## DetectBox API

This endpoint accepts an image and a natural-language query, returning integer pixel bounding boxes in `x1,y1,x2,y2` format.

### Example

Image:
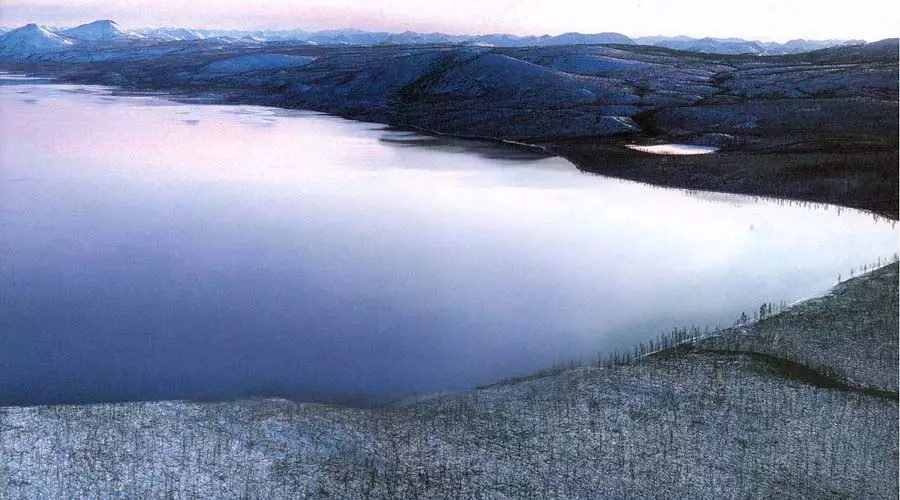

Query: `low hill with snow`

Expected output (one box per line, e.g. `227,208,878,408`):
61,20,141,41
0,24,74,56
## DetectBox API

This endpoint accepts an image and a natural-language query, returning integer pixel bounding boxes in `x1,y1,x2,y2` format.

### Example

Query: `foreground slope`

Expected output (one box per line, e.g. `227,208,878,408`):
2,264,896,499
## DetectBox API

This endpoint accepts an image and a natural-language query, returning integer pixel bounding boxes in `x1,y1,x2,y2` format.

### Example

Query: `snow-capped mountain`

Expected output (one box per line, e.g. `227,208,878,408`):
128,25,636,47
0,23,74,55
61,20,141,41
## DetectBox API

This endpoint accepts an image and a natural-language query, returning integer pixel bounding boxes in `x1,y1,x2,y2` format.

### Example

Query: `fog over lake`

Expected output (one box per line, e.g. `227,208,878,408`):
1,80,896,405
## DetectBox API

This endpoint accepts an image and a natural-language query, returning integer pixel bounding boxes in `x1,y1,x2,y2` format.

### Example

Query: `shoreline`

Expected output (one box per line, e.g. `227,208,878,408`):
2,263,895,498
2,38,896,219
2,261,895,411
545,136,899,220
5,70,896,220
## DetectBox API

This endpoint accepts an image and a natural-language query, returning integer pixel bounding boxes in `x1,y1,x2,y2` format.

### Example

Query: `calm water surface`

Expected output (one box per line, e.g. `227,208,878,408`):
1,81,897,405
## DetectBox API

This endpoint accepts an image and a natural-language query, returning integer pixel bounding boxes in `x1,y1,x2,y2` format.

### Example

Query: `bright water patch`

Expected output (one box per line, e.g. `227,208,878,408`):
626,144,719,155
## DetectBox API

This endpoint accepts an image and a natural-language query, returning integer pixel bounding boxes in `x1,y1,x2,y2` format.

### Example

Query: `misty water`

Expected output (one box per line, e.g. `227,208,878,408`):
1,79,897,406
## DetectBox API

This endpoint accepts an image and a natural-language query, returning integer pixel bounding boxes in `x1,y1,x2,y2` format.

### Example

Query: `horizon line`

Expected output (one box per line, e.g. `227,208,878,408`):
0,20,879,45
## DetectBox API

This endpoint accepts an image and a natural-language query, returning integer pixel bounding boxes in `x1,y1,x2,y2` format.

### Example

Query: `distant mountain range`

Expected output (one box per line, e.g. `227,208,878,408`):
633,36,866,55
0,19,869,57
134,26,637,48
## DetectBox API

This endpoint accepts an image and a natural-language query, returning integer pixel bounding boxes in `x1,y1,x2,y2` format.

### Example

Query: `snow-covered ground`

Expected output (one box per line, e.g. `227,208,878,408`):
1,353,894,499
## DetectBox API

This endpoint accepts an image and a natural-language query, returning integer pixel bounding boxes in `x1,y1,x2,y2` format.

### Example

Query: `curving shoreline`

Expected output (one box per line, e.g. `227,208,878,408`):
3,38,897,218
1,264,895,498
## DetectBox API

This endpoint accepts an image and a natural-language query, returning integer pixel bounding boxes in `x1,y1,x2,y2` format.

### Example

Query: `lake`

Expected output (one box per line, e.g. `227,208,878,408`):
1,79,897,406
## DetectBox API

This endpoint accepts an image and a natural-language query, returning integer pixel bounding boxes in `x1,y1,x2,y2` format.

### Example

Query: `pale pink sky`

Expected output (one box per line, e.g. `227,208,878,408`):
1,0,896,42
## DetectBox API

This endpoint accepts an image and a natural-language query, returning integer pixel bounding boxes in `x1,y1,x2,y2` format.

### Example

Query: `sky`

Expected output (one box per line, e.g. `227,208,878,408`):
1,0,897,42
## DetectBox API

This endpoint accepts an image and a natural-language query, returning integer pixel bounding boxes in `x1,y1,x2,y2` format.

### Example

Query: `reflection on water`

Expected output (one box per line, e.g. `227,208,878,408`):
626,144,719,155
379,128,555,162
1,81,897,406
